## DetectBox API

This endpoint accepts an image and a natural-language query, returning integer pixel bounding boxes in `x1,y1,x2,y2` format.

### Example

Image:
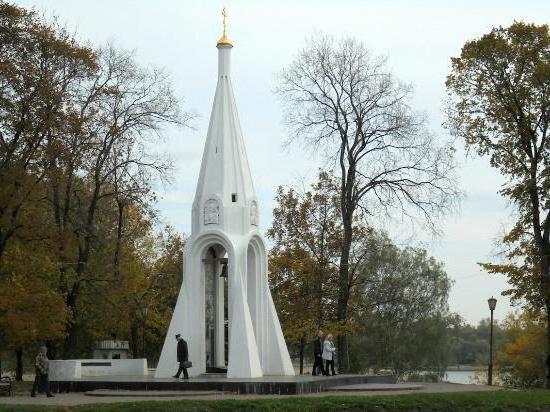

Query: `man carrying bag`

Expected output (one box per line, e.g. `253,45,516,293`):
173,334,191,379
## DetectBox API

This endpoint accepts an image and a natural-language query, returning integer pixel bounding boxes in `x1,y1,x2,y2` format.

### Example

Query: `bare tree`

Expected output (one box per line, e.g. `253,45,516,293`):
276,33,459,371
48,45,191,356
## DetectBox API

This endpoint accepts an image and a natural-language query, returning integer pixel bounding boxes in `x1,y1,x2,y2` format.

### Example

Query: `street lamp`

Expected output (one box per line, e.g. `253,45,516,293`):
140,303,149,360
487,296,497,386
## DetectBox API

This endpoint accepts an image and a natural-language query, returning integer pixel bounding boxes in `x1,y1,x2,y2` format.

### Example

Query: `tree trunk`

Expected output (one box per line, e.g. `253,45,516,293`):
130,320,139,358
299,337,305,375
337,216,353,373
62,288,81,358
546,300,550,389
61,182,99,356
113,197,124,277
0,229,15,272
15,348,23,381
538,235,550,388
543,247,550,389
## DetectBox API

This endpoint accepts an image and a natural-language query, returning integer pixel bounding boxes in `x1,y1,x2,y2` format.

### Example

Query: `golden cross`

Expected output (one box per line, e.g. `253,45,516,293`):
222,7,228,37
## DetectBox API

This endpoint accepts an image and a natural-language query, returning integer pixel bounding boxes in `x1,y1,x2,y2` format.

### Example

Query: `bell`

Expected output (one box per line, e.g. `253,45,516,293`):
219,259,228,278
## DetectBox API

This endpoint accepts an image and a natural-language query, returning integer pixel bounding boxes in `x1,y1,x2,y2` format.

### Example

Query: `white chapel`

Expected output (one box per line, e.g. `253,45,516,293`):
155,12,295,379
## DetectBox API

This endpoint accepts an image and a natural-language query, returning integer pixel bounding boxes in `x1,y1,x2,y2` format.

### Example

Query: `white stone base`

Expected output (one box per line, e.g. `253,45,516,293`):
49,359,147,380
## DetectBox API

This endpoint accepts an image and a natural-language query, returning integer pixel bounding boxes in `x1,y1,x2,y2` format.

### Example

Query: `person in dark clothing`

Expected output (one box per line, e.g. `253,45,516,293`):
31,346,54,397
173,334,189,379
312,330,326,376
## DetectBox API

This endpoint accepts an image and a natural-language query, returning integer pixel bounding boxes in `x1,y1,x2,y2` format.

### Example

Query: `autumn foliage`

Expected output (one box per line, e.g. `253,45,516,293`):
0,2,189,378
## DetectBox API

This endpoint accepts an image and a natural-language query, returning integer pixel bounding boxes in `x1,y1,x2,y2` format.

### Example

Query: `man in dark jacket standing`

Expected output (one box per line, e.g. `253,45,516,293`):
312,330,326,376
31,345,54,397
173,334,189,379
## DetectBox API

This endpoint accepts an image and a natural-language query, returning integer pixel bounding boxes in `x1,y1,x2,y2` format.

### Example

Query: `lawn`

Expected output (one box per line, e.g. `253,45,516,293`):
1,390,550,411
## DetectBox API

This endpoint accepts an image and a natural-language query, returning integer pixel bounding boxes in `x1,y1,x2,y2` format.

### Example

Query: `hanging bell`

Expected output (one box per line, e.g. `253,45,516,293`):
219,258,228,278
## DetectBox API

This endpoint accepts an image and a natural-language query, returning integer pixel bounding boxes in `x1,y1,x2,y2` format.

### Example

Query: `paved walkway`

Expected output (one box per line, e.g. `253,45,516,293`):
331,383,424,392
0,382,499,407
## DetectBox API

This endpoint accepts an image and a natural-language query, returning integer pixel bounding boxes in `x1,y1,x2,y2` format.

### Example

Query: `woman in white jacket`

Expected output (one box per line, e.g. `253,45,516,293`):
322,334,337,376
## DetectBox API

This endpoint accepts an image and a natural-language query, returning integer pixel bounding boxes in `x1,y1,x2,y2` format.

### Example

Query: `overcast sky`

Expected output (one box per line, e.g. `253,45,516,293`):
14,0,550,324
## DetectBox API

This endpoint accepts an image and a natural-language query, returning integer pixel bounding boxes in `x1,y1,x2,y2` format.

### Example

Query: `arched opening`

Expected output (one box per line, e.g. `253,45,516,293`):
246,242,259,341
203,245,229,373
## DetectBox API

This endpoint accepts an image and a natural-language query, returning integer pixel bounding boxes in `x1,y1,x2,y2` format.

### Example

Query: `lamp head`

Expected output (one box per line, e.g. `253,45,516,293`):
488,296,497,311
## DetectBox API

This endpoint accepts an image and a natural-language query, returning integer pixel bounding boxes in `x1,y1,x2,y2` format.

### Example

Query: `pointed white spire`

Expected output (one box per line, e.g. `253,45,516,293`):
191,31,258,235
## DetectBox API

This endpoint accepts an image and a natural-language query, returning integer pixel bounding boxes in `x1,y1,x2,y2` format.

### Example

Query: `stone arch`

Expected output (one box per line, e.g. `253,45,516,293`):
188,231,234,372
246,235,267,362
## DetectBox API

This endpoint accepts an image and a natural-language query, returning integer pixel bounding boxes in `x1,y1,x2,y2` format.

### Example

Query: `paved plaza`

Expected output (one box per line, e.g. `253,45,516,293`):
0,382,499,407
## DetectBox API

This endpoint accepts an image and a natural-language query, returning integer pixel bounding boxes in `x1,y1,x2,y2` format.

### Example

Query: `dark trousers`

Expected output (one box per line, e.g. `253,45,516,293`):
175,362,189,379
325,359,336,376
312,355,326,376
31,374,50,395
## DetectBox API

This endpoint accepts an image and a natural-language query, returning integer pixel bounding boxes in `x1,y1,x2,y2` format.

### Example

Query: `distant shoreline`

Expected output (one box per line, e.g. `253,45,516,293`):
445,365,481,372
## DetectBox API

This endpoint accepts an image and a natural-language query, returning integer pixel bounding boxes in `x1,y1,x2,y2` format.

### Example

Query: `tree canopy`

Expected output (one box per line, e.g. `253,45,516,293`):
446,21,550,386
0,2,190,377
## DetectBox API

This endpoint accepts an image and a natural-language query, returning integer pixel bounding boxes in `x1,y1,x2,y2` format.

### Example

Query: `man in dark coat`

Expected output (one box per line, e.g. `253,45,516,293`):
173,334,189,379
31,345,54,397
312,330,326,376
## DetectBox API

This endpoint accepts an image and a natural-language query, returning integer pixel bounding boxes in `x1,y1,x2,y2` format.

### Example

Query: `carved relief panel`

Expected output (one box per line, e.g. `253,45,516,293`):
204,199,220,225
250,200,259,226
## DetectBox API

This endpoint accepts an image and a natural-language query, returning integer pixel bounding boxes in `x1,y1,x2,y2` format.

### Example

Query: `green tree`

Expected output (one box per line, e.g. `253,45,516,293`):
446,22,550,387
350,236,455,377
449,319,506,367
267,171,453,375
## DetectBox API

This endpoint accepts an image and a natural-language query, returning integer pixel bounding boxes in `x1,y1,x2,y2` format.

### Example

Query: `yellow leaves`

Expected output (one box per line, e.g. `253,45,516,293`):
0,275,68,349
496,311,546,387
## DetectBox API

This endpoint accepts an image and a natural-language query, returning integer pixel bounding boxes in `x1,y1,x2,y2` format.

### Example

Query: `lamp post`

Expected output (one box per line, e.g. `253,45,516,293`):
487,296,497,386
140,303,149,360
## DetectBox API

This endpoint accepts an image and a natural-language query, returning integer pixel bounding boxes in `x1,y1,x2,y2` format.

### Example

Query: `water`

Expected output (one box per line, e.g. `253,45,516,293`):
444,370,485,384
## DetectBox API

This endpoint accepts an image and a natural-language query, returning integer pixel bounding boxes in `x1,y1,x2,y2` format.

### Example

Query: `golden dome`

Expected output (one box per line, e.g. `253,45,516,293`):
217,34,233,47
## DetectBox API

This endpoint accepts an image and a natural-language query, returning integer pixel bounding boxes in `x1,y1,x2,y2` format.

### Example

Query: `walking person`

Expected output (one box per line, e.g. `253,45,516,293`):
30,345,54,397
311,330,326,376
172,334,190,379
322,334,337,376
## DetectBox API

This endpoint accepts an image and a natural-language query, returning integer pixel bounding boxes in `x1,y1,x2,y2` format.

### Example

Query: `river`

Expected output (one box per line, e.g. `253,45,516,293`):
444,370,485,384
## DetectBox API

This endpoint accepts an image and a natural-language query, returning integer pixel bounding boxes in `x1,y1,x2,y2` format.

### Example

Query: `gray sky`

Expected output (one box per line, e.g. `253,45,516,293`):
15,0,550,324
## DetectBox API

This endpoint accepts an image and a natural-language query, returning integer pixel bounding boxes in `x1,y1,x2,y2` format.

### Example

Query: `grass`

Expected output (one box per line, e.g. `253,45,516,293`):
1,390,550,411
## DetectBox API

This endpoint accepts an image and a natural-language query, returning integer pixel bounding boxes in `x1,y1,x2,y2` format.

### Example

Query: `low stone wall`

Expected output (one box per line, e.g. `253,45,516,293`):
50,374,397,395
49,360,81,380
50,359,147,380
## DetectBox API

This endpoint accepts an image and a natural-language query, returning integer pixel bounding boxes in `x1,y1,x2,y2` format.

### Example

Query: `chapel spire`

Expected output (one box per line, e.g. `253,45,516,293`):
191,11,256,235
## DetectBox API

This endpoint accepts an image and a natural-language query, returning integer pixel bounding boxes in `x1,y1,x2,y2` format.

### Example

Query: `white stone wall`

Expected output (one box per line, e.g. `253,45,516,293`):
49,359,147,380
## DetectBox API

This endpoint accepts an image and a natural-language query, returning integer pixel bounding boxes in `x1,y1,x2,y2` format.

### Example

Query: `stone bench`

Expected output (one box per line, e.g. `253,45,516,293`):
0,377,12,396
